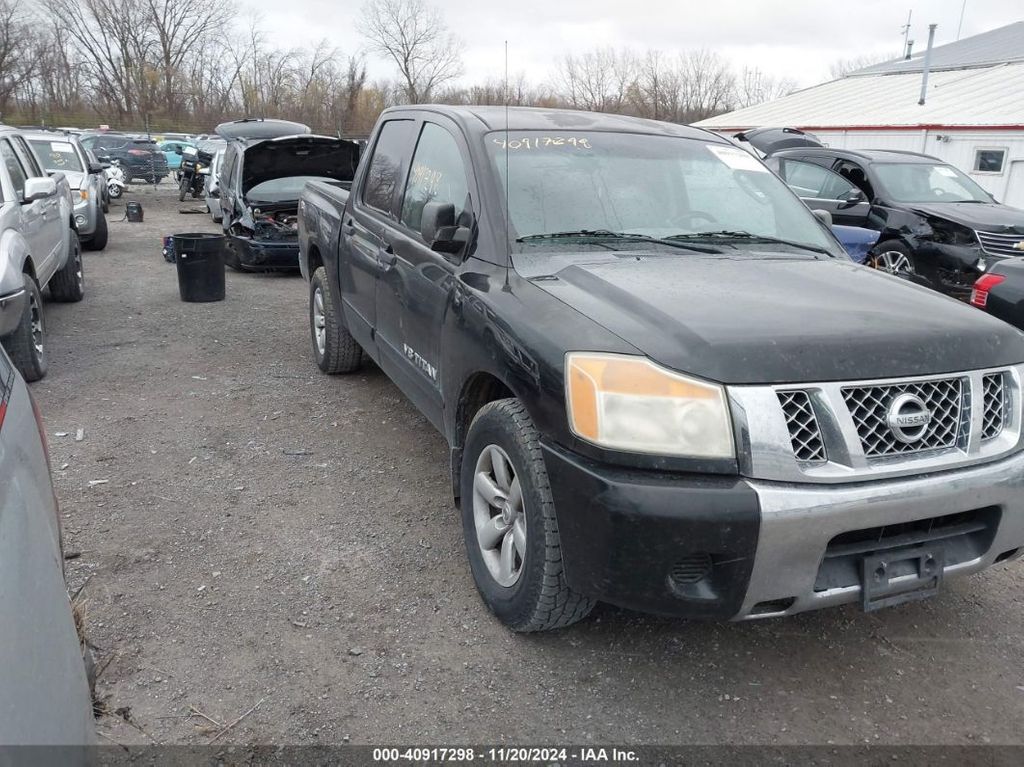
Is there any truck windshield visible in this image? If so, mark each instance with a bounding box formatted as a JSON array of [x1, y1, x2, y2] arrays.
[[28, 139, 84, 173], [872, 162, 992, 204], [486, 131, 841, 256]]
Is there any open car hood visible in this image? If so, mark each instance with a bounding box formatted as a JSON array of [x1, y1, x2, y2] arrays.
[[241, 135, 361, 195], [215, 118, 311, 141], [734, 127, 823, 157]]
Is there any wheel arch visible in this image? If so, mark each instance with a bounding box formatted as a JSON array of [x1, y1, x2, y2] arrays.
[[449, 370, 517, 503]]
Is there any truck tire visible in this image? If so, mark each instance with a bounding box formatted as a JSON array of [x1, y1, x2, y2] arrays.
[[49, 234, 85, 303], [3, 276, 48, 382], [309, 266, 362, 373], [460, 398, 595, 632], [84, 212, 107, 251]]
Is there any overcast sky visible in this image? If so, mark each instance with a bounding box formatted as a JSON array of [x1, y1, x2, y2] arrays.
[[246, 0, 1023, 90]]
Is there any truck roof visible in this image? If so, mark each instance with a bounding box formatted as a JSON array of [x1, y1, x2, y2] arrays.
[[382, 105, 726, 143]]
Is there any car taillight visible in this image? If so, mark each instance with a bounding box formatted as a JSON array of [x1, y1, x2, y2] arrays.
[[970, 274, 1006, 309], [127, 149, 149, 156]]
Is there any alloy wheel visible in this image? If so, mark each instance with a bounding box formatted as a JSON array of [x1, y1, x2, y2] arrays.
[[871, 250, 915, 275], [472, 444, 526, 587], [29, 287, 44, 357], [313, 287, 327, 356]]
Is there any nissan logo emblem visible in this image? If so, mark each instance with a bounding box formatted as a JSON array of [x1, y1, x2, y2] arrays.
[[887, 393, 932, 444]]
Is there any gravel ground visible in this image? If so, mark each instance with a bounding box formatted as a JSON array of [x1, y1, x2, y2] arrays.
[[31, 186, 1024, 746]]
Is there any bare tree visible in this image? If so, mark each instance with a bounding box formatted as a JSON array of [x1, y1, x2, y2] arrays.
[[678, 49, 736, 122], [558, 47, 636, 113], [358, 0, 462, 103], [0, 0, 38, 115], [736, 66, 796, 108], [829, 52, 893, 79]]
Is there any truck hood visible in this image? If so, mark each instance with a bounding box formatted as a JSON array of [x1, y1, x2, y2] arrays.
[[909, 202, 1024, 234], [242, 135, 360, 195], [517, 252, 1024, 384]]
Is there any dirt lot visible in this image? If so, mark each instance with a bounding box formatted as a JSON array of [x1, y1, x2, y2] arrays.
[[34, 186, 1024, 746]]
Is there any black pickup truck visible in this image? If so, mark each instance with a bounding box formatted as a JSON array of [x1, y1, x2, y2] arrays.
[[298, 105, 1024, 632]]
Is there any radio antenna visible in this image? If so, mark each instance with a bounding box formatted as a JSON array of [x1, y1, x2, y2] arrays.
[[504, 40, 511, 289]]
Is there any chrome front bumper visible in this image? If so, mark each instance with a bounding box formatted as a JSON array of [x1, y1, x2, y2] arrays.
[[0, 288, 26, 338], [735, 448, 1024, 620]]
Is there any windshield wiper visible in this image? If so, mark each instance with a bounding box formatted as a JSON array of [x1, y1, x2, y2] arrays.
[[666, 230, 832, 256], [516, 230, 720, 253]]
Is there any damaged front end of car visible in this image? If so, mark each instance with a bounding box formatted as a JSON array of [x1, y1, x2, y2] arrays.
[[225, 134, 361, 271]]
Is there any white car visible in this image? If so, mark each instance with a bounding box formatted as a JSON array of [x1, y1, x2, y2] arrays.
[[0, 125, 83, 381]]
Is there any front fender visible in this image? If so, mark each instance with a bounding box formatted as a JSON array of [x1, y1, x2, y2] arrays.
[[0, 227, 31, 295]]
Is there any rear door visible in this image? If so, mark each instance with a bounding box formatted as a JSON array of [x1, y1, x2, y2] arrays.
[[770, 157, 870, 226], [374, 117, 474, 429], [343, 118, 416, 352]]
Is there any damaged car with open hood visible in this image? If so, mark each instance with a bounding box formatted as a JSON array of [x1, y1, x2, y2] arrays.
[[215, 119, 360, 271]]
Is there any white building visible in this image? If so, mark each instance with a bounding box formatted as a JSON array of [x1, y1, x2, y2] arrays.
[[695, 22, 1024, 208]]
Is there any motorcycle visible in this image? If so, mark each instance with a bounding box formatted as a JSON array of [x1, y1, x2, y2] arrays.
[[177, 146, 212, 202], [105, 159, 126, 200]]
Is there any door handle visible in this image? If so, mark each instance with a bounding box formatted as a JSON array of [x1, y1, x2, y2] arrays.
[[342, 218, 355, 235], [379, 246, 398, 268]]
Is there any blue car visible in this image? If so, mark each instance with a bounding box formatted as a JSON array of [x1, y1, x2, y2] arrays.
[[158, 140, 196, 171]]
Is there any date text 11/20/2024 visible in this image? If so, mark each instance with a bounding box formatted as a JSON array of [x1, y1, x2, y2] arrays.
[[372, 747, 640, 763]]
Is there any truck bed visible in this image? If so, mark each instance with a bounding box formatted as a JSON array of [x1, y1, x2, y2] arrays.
[[298, 180, 351, 281]]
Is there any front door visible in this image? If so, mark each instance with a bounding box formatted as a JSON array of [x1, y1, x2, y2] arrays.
[[0, 139, 48, 272], [374, 118, 474, 431], [772, 157, 871, 226]]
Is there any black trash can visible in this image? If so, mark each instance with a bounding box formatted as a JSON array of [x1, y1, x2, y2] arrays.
[[173, 233, 225, 303]]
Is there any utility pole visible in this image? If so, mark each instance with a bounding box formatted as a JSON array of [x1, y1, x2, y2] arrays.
[[957, 0, 967, 40], [902, 10, 914, 58]]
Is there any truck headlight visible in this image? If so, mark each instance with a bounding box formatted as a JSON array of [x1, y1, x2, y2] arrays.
[[565, 352, 734, 458]]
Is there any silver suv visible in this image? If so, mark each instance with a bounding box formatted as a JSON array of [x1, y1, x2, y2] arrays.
[[0, 125, 84, 381], [25, 131, 109, 251]]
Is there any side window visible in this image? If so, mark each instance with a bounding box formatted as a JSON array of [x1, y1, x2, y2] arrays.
[[833, 160, 874, 198], [12, 136, 43, 177], [400, 122, 470, 235], [974, 149, 1006, 174], [781, 159, 840, 198], [0, 140, 28, 200], [362, 119, 414, 215]]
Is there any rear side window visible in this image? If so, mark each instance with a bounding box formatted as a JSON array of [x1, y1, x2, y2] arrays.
[[362, 120, 414, 215], [400, 122, 470, 234], [0, 139, 28, 199]]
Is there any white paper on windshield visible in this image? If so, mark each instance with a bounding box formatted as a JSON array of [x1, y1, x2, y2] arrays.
[[934, 166, 957, 177], [707, 145, 768, 172], [51, 142, 74, 153]]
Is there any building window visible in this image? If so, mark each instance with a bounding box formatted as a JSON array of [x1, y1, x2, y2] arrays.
[[973, 148, 1007, 174]]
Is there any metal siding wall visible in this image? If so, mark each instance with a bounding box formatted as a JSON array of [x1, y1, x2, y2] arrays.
[[813, 129, 1024, 206]]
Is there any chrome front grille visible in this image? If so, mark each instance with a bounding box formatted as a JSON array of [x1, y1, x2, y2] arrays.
[[730, 367, 1022, 484], [841, 378, 964, 457], [982, 373, 1007, 441], [976, 230, 1024, 257], [778, 390, 826, 462]]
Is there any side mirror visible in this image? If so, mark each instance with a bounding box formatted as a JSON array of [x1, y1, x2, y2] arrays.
[[838, 189, 866, 209], [812, 208, 833, 226], [96, 154, 111, 163], [173, 146, 183, 155], [420, 201, 471, 256], [23, 177, 57, 202], [88, 162, 105, 174]]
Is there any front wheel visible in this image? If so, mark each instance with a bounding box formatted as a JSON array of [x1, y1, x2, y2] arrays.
[[460, 399, 595, 632], [107, 182, 123, 199], [3, 276, 48, 382], [178, 176, 189, 202], [309, 266, 362, 373], [869, 240, 917, 276]]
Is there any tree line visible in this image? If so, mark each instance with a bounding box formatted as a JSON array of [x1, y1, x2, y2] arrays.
[[1, 0, 804, 137]]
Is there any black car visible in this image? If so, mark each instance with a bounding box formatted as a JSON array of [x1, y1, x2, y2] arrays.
[[216, 118, 360, 271], [971, 257, 1024, 329], [763, 146, 1024, 298], [79, 133, 169, 183]]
